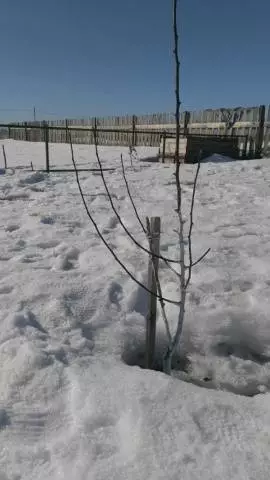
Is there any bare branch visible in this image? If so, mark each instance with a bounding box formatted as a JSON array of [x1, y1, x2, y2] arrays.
[[120, 154, 147, 235], [185, 156, 201, 289], [92, 126, 180, 264], [121, 154, 181, 280], [120, 153, 172, 339], [221, 107, 244, 133], [68, 130, 180, 306], [173, 0, 182, 214], [189, 247, 211, 268]]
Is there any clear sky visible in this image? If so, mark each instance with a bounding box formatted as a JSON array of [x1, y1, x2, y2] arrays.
[[0, 0, 269, 121]]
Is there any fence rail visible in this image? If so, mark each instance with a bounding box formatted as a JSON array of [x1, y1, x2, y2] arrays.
[[2, 104, 270, 155]]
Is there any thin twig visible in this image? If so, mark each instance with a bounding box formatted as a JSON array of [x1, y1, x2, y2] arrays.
[[92, 126, 179, 264], [120, 153, 181, 279], [173, 0, 182, 213], [185, 157, 201, 288], [69, 131, 180, 306], [120, 154, 146, 234], [189, 247, 211, 268]]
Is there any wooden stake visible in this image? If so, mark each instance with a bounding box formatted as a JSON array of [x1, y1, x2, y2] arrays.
[[145, 216, 161, 369]]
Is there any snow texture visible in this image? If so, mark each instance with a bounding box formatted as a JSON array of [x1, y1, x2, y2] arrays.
[[1, 140, 270, 479]]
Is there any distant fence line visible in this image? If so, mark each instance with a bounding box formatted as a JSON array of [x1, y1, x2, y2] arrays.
[[2, 104, 270, 154]]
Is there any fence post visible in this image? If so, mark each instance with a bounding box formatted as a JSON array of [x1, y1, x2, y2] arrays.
[[2, 145, 7, 169], [162, 132, 166, 163], [184, 111, 190, 136], [24, 122, 28, 141], [65, 119, 69, 143], [44, 122, 50, 172], [8, 126, 11, 139], [145, 217, 161, 369], [132, 115, 137, 147], [255, 105, 265, 158]]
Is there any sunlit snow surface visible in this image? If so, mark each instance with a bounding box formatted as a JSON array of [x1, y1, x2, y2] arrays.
[[1, 140, 270, 480]]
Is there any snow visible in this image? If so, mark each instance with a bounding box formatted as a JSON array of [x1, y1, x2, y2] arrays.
[[1, 140, 270, 479]]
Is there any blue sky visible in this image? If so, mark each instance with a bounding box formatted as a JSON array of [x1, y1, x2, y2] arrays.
[[0, 0, 269, 121]]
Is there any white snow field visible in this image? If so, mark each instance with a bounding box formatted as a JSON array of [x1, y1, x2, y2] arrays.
[[1, 140, 270, 480]]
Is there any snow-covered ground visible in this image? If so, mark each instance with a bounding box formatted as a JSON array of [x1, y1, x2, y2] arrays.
[[1, 140, 270, 480]]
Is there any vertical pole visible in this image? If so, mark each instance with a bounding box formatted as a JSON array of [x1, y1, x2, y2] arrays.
[[44, 122, 50, 172], [2, 145, 7, 169], [65, 119, 69, 143], [24, 122, 28, 141], [132, 115, 137, 147], [94, 117, 98, 143], [243, 135, 248, 159], [146, 217, 161, 370], [33, 106, 36, 122], [162, 132, 166, 163], [8, 126, 11, 139], [184, 111, 190, 136], [255, 105, 265, 158]]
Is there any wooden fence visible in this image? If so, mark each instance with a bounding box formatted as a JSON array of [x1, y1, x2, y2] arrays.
[[4, 104, 270, 155]]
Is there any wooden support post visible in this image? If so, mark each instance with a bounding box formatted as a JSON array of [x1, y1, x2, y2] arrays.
[[255, 105, 265, 158], [2, 145, 7, 169], [132, 115, 137, 147], [184, 111, 190, 136], [145, 216, 161, 370], [44, 122, 50, 172], [162, 133, 166, 163], [65, 119, 69, 143], [24, 122, 28, 141]]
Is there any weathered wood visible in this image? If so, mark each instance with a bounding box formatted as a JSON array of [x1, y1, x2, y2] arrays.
[[44, 122, 50, 172], [162, 133, 166, 163], [255, 105, 265, 158], [2, 145, 7, 169], [184, 111, 190, 135], [2, 104, 269, 154], [132, 115, 137, 146], [65, 119, 69, 143], [145, 217, 161, 370], [47, 168, 115, 172], [24, 122, 29, 142]]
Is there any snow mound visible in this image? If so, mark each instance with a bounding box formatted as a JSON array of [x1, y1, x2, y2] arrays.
[[0, 143, 270, 479]]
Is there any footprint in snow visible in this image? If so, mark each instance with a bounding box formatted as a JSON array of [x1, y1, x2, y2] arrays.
[[51, 246, 80, 271], [0, 285, 14, 295], [37, 239, 60, 249], [5, 224, 20, 232]]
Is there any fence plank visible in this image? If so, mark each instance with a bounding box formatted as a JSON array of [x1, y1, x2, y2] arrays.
[[255, 105, 265, 157]]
